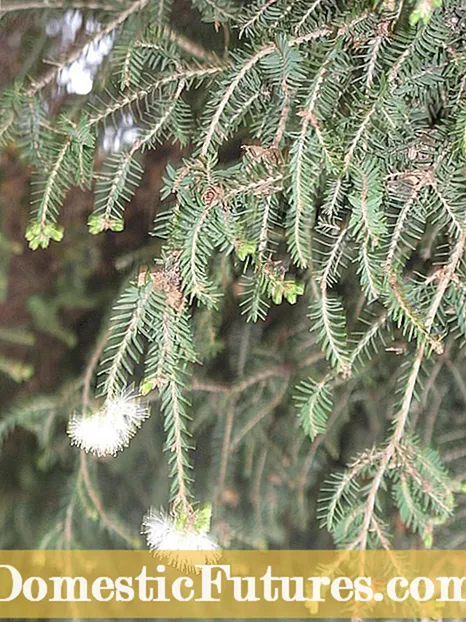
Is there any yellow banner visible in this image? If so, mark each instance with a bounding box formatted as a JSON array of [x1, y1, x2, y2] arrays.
[[1, 550, 466, 618]]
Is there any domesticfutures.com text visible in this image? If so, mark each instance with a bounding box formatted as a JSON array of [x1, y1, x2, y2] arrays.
[[1, 563, 466, 604]]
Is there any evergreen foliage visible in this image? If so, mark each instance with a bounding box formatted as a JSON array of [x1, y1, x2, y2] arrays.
[[0, 0, 466, 560]]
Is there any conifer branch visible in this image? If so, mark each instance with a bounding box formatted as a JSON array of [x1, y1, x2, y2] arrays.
[[385, 182, 422, 270], [201, 45, 274, 156], [4, 0, 466, 554], [88, 66, 222, 126], [201, 27, 330, 155], [26, 0, 151, 96], [430, 179, 464, 237], [357, 220, 466, 549], [294, 0, 324, 33], [37, 135, 71, 230], [365, 32, 385, 93], [238, 0, 279, 37], [360, 241, 380, 300], [99, 281, 154, 398], [289, 62, 328, 267], [231, 382, 287, 449], [163, 378, 192, 507]]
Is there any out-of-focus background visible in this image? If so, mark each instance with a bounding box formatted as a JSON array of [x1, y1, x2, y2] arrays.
[[0, 7, 177, 548]]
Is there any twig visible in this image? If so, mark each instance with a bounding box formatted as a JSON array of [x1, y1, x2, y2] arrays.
[[215, 398, 236, 503], [82, 330, 108, 413], [26, 0, 150, 95], [1, 0, 126, 12], [79, 452, 135, 545]]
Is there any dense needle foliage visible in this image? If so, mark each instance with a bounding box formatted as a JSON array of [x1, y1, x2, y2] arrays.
[[0, 0, 466, 566]]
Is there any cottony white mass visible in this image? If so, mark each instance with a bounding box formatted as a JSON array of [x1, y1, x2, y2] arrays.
[[68, 390, 150, 457], [142, 509, 220, 572]]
